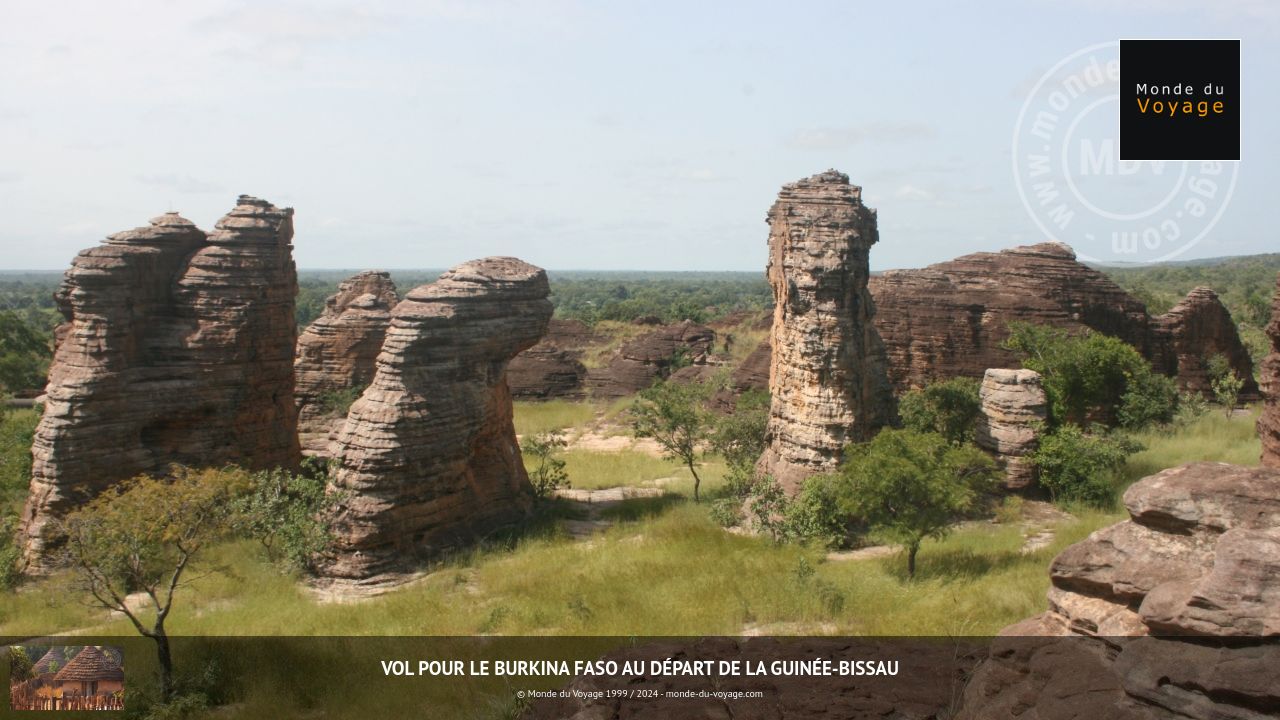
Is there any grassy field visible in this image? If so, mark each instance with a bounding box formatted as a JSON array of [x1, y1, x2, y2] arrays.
[[0, 406, 1260, 717]]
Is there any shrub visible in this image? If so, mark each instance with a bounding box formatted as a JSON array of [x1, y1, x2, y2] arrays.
[[782, 474, 846, 547], [836, 429, 997, 578], [898, 377, 982, 445], [707, 498, 743, 528], [317, 386, 364, 418], [0, 514, 21, 590], [1032, 424, 1141, 507], [232, 459, 341, 574], [631, 381, 714, 501], [1207, 355, 1244, 418], [1004, 323, 1178, 429], [521, 431, 570, 499]]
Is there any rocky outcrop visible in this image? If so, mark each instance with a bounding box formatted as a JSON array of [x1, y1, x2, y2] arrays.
[[584, 320, 716, 399], [957, 461, 1280, 720], [870, 242, 1154, 392], [507, 319, 596, 400], [975, 369, 1047, 489], [755, 170, 894, 494], [1152, 286, 1259, 400], [20, 197, 299, 571], [294, 271, 399, 455], [320, 257, 552, 586], [1259, 274, 1280, 467], [732, 245, 1258, 400]]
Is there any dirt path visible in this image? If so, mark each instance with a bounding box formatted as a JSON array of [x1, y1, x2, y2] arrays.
[[554, 486, 665, 539]]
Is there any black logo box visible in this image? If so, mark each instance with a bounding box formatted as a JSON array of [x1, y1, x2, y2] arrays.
[[1120, 39, 1240, 161]]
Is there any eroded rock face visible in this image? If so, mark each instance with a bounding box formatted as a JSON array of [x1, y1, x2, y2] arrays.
[[975, 369, 1047, 489], [507, 319, 596, 400], [870, 242, 1154, 392], [755, 170, 894, 494], [20, 197, 300, 571], [294, 271, 399, 455], [1259, 273, 1280, 467], [1152, 286, 1259, 400], [584, 320, 716, 400], [957, 461, 1280, 720], [320, 257, 552, 585]]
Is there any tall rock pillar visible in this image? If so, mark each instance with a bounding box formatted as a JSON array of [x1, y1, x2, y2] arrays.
[[755, 170, 893, 494]]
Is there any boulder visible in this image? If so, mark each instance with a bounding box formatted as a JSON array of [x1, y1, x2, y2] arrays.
[[507, 319, 596, 400], [319, 257, 552, 586], [19, 197, 299, 571], [755, 170, 895, 494], [294, 271, 399, 455], [956, 461, 1280, 720], [584, 320, 716, 400], [1151, 286, 1259, 400], [975, 368, 1047, 489]]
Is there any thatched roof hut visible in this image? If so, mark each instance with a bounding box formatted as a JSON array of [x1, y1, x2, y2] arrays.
[[52, 646, 123, 683], [31, 648, 66, 676]]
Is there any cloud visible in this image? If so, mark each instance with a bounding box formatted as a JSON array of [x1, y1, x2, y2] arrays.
[[136, 173, 225, 194], [786, 123, 935, 150], [894, 184, 935, 201], [0, 171, 22, 185]]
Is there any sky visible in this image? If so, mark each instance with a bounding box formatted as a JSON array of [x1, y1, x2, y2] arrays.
[[1, 0, 1276, 271]]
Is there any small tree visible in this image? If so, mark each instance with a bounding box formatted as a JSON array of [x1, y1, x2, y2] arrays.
[[631, 380, 713, 501], [837, 429, 996, 578], [898, 377, 982, 445], [521, 431, 570, 499], [60, 467, 248, 702]]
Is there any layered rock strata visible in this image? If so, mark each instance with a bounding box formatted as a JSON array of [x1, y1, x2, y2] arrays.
[[1259, 273, 1280, 467], [975, 368, 1047, 489], [294, 271, 398, 454], [1151, 286, 1259, 400], [507, 319, 596, 400], [584, 320, 716, 399], [755, 170, 894, 494], [320, 257, 552, 585], [20, 197, 299, 570], [957, 461, 1280, 719]]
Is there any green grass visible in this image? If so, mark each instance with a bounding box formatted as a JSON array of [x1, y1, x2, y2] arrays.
[[512, 400, 600, 437], [1120, 405, 1262, 486]]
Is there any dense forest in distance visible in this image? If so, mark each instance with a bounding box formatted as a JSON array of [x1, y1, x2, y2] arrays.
[[2, 254, 1278, 396]]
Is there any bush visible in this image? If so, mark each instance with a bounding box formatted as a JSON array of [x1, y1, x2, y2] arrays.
[[782, 474, 846, 546], [520, 431, 570, 499], [1032, 424, 1141, 507], [317, 386, 364, 418], [707, 498, 743, 528], [1004, 323, 1178, 429], [898, 377, 982, 445], [232, 459, 341, 573]]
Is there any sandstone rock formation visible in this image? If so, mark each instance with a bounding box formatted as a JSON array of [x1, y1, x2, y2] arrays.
[[1259, 273, 1280, 467], [584, 320, 716, 400], [975, 368, 1047, 489], [733, 244, 1258, 400], [957, 461, 1280, 719], [294, 271, 399, 454], [1151, 286, 1259, 400], [20, 197, 299, 570], [320, 257, 552, 585], [507, 319, 595, 400], [755, 170, 894, 494]]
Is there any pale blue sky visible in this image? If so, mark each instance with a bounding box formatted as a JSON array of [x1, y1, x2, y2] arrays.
[[1, 1, 1275, 271]]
